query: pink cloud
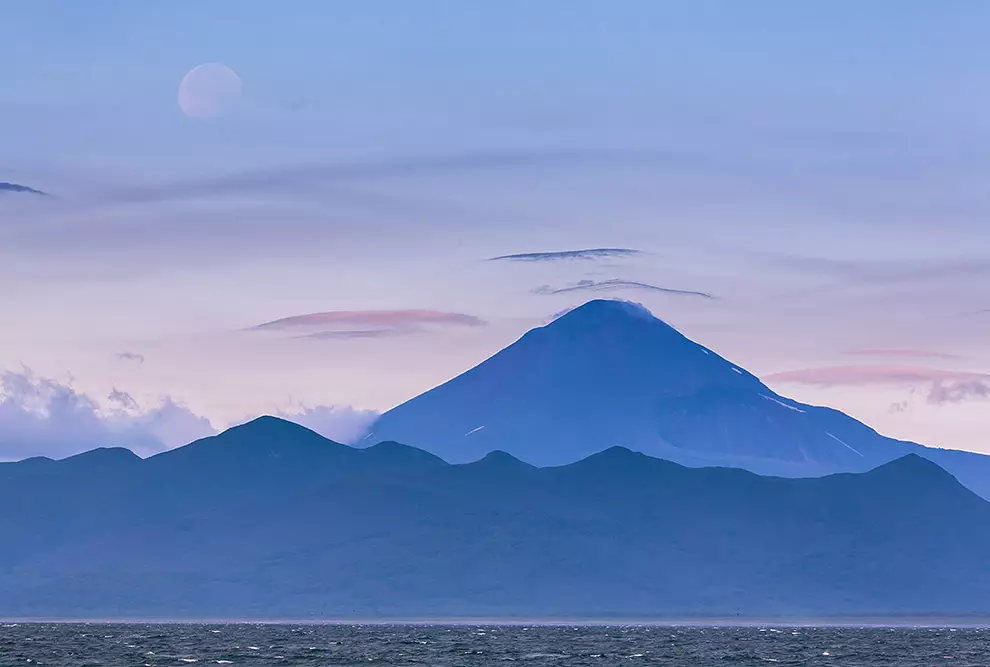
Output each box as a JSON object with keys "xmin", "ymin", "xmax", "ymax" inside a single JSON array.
[
  {"xmin": 766, "ymin": 365, "xmax": 988, "ymax": 386},
  {"xmin": 844, "ymin": 348, "xmax": 958, "ymax": 360},
  {"xmin": 765, "ymin": 365, "xmax": 990, "ymax": 406}
]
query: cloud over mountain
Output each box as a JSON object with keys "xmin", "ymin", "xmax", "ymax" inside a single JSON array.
[
  {"xmin": 275, "ymin": 404, "xmax": 379, "ymax": 444},
  {"xmin": 0, "ymin": 371, "xmax": 215, "ymax": 460},
  {"xmin": 533, "ymin": 279, "xmax": 715, "ymax": 299},
  {"xmin": 488, "ymin": 248, "xmax": 642, "ymax": 262}
]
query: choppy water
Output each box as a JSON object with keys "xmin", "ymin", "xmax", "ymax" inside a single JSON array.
[{"xmin": 1, "ymin": 623, "xmax": 987, "ymax": 666}]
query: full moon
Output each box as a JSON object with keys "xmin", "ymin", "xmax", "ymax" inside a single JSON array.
[{"xmin": 178, "ymin": 63, "xmax": 242, "ymax": 118}]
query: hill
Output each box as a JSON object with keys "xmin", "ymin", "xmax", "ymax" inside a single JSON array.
[{"xmin": 2, "ymin": 417, "xmax": 989, "ymax": 619}]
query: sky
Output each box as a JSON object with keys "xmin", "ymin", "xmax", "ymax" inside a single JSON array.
[{"xmin": 1, "ymin": 1, "xmax": 989, "ymax": 459}]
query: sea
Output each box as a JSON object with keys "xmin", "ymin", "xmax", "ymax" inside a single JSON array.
[{"xmin": 1, "ymin": 623, "xmax": 987, "ymax": 666}]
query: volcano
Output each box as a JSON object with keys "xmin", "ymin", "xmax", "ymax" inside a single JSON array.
[{"xmin": 370, "ymin": 299, "xmax": 990, "ymax": 497}]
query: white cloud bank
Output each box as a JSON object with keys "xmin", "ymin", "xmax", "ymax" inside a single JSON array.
[
  {"xmin": 276, "ymin": 403, "xmax": 379, "ymax": 444},
  {"xmin": 0, "ymin": 371, "xmax": 215, "ymax": 460},
  {"xmin": 0, "ymin": 370, "xmax": 383, "ymax": 461}
]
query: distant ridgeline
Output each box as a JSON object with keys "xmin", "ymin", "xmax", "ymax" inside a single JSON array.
[
  {"xmin": 4, "ymin": 298, "xmax": 990, "ymax": 619},
  {"xmin": 0, "ymin": 182, "xmax": 47, "ymax": 196},
  {"xmin": 2, "ymin": 416, "xmax": 990, "ymax": 619}
]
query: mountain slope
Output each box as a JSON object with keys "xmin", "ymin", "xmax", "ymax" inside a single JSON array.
[
  {"xmin": 0, "ymin": 182, "xmax": 47, "ymax": 196},
  {"xmin": 2, "ymin": 418, "xmax": 990, "ymax": 618},
  {"xmin": 370, "ymin": 299, "xmax": 990, "ymax": 498}
]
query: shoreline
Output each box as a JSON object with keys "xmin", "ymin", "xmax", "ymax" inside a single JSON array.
[{"xmin": 5, "ymin": 616, "xmax": 990, "ymax": 628}]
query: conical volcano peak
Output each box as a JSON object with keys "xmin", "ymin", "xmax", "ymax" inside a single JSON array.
[
  {"xmin": 549, "ymin": 299, "xmax": 672, "ymax": 328},
  {"xmin": 367, "ymin": 296, "xmax": 990, "ymax": 500},
  {"xmin": 562, "ymin": 298, "xmax": 655, "ymax": 318},
  {"xmin": 539, "ymin": 299, "xmax": 690, "ymax": 347},
  {"xmin": 371, "ymin": 297, "xmax": 767, "ymax": 466}
]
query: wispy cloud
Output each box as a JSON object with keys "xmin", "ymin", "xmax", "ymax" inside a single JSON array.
[
  {"xmin": 844, "ymin": 348, "xmax": 958, "ymax": 360},
  {"xmin": 303, "ymin": 330, "xmax": 402, "ymax": 340},
  {"xmin": 928, "ymin": 380, "xmax": 990, "ymax": 405},
  {"xmin": 70, "ymin": 149, "xmax": 688, "ymax": 209},
  {"xmin": 252, "ymin": 309, "xmax": 487, "ymax": 340},
  {"xmin": 764, "ymin": 253, "xmax": 990, "ymax": 289},
  {"xmin": 766, "ymin": 365, "xmax": 987, "ymax": 386},
  {"xmin": 0, "ymin": 182, "xmax": 47, "ymax": 196},
  {"xmin": 255, "ymin": 310, "xmax": 486, "ymax": 330},
  {"xmin": 488, "ymin": 248, "xmax": 642, "ymax": 262},
  {"xmin": 533, "ymin": 279, "xmax": 715, "ymax": 299},
  {"xmin": 888, "ymin": 400, "xmax": 910, "ymax": 414},
  {"xmin": 115, "ymin": 351, "xmax": 146, "ymax": 364},
  {"xmin": 107, "ymin": 388, "xmax": 140, "ymax": 410},
  {"xmin": 766, "ymin": 365, "xmax": 990, "ymax": 406}
]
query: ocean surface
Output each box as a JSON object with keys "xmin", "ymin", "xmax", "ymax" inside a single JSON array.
[{"xmin": 0, "ymin": 623, "xmax": 987, "ymax": 666}]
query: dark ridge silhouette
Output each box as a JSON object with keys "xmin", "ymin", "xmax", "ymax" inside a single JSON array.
[
  {"xmin": 61, "ymin": 446, "xmax": 142, "ymax": 464},
  {"xmin": 370, "ymin": 299, "xmax": 990, "ymax": 500},
  {"xmin": 868, "ymin": 452, "xmax": 957, "ymax": 478},
  {"xmin": 2, "ymin": 416, "xmax": 990, "ymax": 619},
  {"xmin": 0, "ymin": 181, "xmax": 48, "ymax": 196},
  {"xmin": 148, "ymin": 415, "xmax": 350, "ymax": 467},
  {"xmin": 0, "ymin": 456, "xmax": 55, "ymax": 481},
  {"xmin": 361, "ymin": 440, "xmax": 448, "ymax": 468},
  {"xmin": 466, "ymin": 449, "xmax": 537, "ymax": 471}
]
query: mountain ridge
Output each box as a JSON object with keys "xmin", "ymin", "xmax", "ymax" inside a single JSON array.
[
  {"xmin": 0, "ymin": 181, "xmax": 48, "ymax": 196},
  {"xmin": 2, "ymin": 415, "xmax": 989, "ymax": 618},
  {"xmin": 0, "ymin": 415, "xmax": 956, "ymax": 482}
]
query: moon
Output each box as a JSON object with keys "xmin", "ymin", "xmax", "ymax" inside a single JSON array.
[{"xmin": 178, "ymin": 63, "xmax": 242, "ymax": 118}]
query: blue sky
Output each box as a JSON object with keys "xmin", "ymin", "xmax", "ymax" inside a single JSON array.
[{"xmin": 1, "ymin": 1, "xmax": 989, "ymax": 457}]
